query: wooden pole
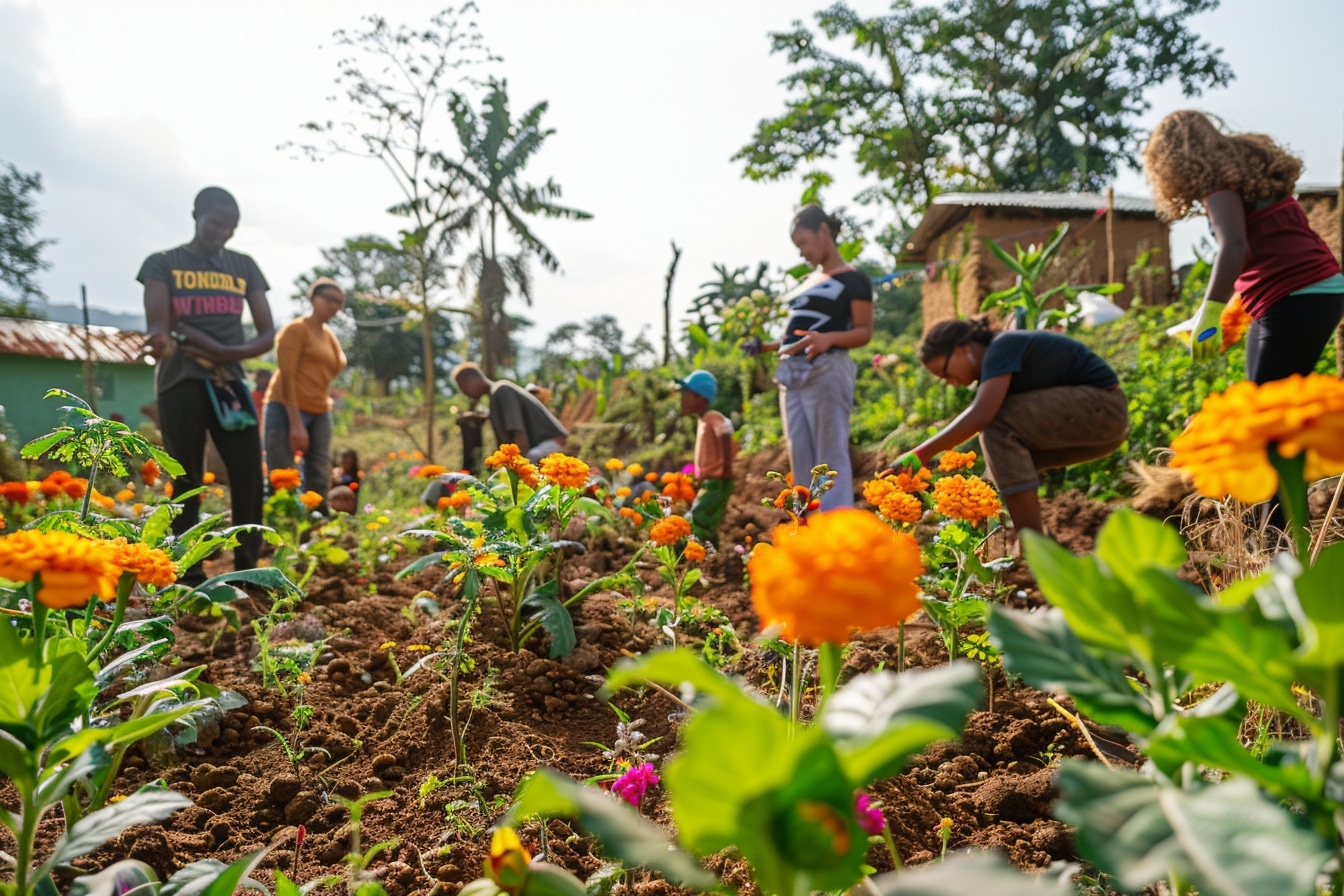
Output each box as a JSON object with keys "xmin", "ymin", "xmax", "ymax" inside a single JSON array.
[
  {"xmin": 663, "ymin": 241, "xmax": 682, "ymax": 366},
  {"xmin": 81, "ymin": 284, "xmax": 96, "ymax": 412},
  {"xmin": 1106, "ymin": 187, "xmax": 1116, "ymax": 283}
]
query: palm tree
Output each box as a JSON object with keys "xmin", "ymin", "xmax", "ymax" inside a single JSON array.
[{"xmin": 436, "ymin": 79, "xmax": 591, "ymax": 376}]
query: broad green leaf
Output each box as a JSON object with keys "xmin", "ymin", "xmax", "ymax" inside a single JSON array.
[
  {"xmin": 69, "ymin": 859, "xmax": 160, "ymax": 896},
  {"xmin": 1144, "ymin": 711, "xmax": 1317, "ymax": 801},
  {"xmin": 982, "ymin": 238, "xmax": 1031, "ymax": 279},
  {"xmin": 1288, "ymin": 538, "xmax": 1344, "ymax": 669},
  {"xmin": 989, "ymin": 606, "xmax": 1155, "ymax": 734},
  {"xmin": 681, "ymin": 568, "xmax": 702, "ymax": 590},
  {"xmin": 395, "ymin": 550, "xmax": 453, "ymax": 579},
  {"xmin": 200, "ymin": 566, "xmax": 301, "ymax": 597},
  {"xmin": 861, "ymin": 851, "xmax": 1078, "ymax": 894},
  {"xmin": 1094, "ymin": 510, "xmax": 1187, "ymax": 587},
  {"xmin": 0, "ymin": 728, "xmax": 37, "ymax": 789},
  {"xmin": 823, "ymin": 663, "xmax": 981, "ymax": 782},
  {"xmin": 272, "ymin": 870, "xmax": 302, "ymax": 896},
  {"xmin": 20, "ymin": 431, "xmax": 68, "ymax": 459},
  {"xmin": 1055, "ymin": 761, "xmax": 1333, "ymax": 896},
  {"xmin": 1020, "ymin": 532, "xmax": 1142, "ymax": 658},
  {"xmin": 523, "ymin": 581, "xmax": 575, "ymax": 658},
  {"xmin": 139, "ymin": 504, "xmax": 176, "ymax": 549},
  {"xmin": 603, "ymin": 649, "xmax": 757, "ymax": 710},
  {"xmin": 161, "ymin": 849, "xmax": 270, "ymax": 896},
  {"xmin": 44, "ymin": 788, "xmax": 192, "ymax": 869},
  {"xmin": 509, "ymin": 768, "xmax": 716, "ymax": 890},
  {"xmin": 0, "ymin": 625, "xmax": 97, "ymax": 748}
]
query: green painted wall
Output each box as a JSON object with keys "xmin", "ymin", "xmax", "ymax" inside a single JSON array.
[{"xmin": 0, "ymin": 356, "xmax": 158, "ymax": 443}]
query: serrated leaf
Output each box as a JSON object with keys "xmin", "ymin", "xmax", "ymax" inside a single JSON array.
[{"xmin": 509, "ymin": 769, "xmax": 716, "ymax": 890}]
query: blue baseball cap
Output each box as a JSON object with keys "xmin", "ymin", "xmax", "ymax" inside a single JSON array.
[{"xmin": 676, "ymin": 370, "xmax": 718, "ymax": 401}]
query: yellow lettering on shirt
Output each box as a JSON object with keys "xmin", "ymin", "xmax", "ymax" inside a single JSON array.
[
  {"xmin": 172, "ymin": 270, "xmax": 185, "ymax": 289},
  {"xmin": 167, "ymin": 270, "xmax": 247, "ymax": 295}
]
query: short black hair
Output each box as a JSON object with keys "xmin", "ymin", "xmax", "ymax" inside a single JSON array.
[{"xmin": 194, "ymin": 187, "xmax": 239, "ymax": 215}]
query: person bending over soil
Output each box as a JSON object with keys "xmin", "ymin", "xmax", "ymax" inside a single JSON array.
[
  {"xmin": 451, "ymin": 363, "xmax": 568, "ymax": 462},
  {"xmin": 1144, "ymin": 110, "xmax": 1344, "ymax": 381},
  {"xmin": 887, "ymin": 317, "xmax": 1128, "ymax": 533}
]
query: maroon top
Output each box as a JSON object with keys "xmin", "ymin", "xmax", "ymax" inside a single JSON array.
[{"xmin": 1228, "ymin": 194, "xmax": 1342, "ymax": 319}]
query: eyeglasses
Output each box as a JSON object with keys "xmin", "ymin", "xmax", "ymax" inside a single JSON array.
[{"xmin": 939, "ymin": 353, "xmax": 953, "ymax": 379}]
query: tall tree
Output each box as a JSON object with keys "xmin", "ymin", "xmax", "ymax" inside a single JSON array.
[
  {"xmin": 437, "ymin": 79, "xmax": 592, "ymax": 377},
  {"xmin": 736, "ymin": 0, "xmax": 1232, "ymax": 249},
  {"xmin": 288, "ymin": 5, "xmax": 492, "ymax": 461},
  {"xmin": 0, "ymin": 162, "xmax": 54, "ymax": 317}
]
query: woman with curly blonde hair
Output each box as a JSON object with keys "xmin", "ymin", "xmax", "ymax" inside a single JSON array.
[{"xmin": 1144, "ymin": 110, "xmax": 1343, "ymax": 383}]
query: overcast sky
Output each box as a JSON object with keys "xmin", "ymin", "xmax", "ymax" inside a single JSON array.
[{"xmin": 3, "ymin": 0, "xmax": 1343, "ymax": 350}]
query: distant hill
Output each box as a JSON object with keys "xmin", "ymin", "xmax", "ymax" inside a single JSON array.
[{"xmin": 39, "ymin": 303, "xmax": 145, "ymax": 331}]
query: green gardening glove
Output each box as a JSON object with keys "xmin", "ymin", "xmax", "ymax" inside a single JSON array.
[{"xmin": 1190, "ymin": 299, "xmax": 1225, "ymax": 364}]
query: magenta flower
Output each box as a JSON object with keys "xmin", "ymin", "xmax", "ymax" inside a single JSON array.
[
  {"xmin": 855, "ymin": 792, "xmax": 885, "ymax": 835},
  {"xmin": 872, "ymin": 354, "xmax": 884, "ymax": 369},
  {"xmin": 611, "ymin": 762, "xmax": 660, "ymax": 808}
]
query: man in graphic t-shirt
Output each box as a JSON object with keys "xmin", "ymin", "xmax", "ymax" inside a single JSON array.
[{"xmin": 139, "ymin": 187, "xmax": 276, "ymax": 579}]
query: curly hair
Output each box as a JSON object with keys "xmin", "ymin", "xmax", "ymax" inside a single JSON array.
[
  {"xmin": 1143, "ymin": 111, "xmax": 1302, "ymax": 222},
  {"xmin": 920, "ymin": 316, "xmax": 996, "ymax": 364}
]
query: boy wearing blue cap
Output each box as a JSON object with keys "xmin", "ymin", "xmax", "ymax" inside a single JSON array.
[{"xmin": 677, "ymin": 370, "xmax": 736, "ymax": 545}]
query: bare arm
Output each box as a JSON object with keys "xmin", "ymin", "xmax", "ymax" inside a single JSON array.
[
  {"xmin": 142, "ymin": 280, "xmax": 175, "ymax": 360},
  {"xmin": 901, "ymin": 373, "xmax": 1012, "ymax": 467},
  {"xmin": 178, "ymin": 286, "xmax": 277, "ymax": 364},
  {"xmin": 780, "ymin": 299, "xmax": 875, "ymax": 359},
  {"xmin": 1203, "ymin": 190, "xmax": 1249, "ymax": 307}
]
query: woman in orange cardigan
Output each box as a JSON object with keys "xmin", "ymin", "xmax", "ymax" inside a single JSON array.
[{"xmin": 263, "ymin": 277, "xmax": 347, "ymax": 494}]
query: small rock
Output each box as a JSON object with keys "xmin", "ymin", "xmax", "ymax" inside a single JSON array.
[
  {"xmin": 543, "ymin": 696, "xmax": 566, "ymax": 714},
  {"xmin": 284, "ymin": 791, "xmax": 321, "ymax": 825},
  {"xmin": 380, "ymin": 765, "xmax": 406, "ymax": 782},
  {"xmin": 525, "ymin": 659, "xmax": 549, "ymax": 677},
  {"xmin": 531, "ymin": 676, "xmax": 554, "ymax": 696},
  {"xmin": 332, "ymin": 780, "xmax": 362, "ymax": 800},
  {"xmin": 560, "ymin": 645, "xmax": 601, "ymax": 674},
  {"xmin": 270, "ymin": 775, "xmax": 303, "ymax": 807},
  {"xmin": 191, "ymin": 764, "xmax": 239, "ymax": 791},
  {"xmin": 328, "ymin": 657, "xmax": 352, "ymax": 675},
  {"xmin": 334, "ymin": 715, "xmax": 359, "ymax": 736},
  {"xmin": 197, "ymin": 788, "xmax": 233, "ymax": 813},
  {"xmin": 371, "ymin": 753, "xmax": 399, "ymax": 774}
]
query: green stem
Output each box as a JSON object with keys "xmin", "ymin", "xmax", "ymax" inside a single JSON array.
[
  {"xmin": 818, "ymin": 641, "xmax": 842, "ymax": 708},
  {"xmin": 30, "ymin": 595, "xmax": 48, "ymax": 665},
  {"xmin": 16, "ymin": 784, "xmax": 38, "ymax": 896},
  {"xmin": 78, "ymin": 457, "xmax": 99, "ymax": 522},
  {"xmin": 789, "ymin": 642, "xmax": 803, "ymax": 733},
  {"xmin": 1269, "ymin": 447, "xmax": 1312, "ymax": 561},
  {"xmin": 897, "ymin": 619, "xmax": 906, "ymax": 673},
  {"xmin": 881, "ymin": 827, "xmax": 903, "ymax": 870},
  {"xmin": 85, "ymin": 573, "xmax": 134, "ymax": 665}
]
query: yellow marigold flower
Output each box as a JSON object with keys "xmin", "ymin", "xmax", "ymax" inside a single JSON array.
[
  {"xmin": 297, "ymin": 671, "xmax": 312, "ymax": 685},
  {"xmin": 1171, "ymin": 374, "xmax": 1344, "ymax": 503},
  {"xmin": 936, "ymin": 450, "xmax": 978, "ymax": 472},
  {"xmin": 202, "ymin": 471, "xmax": 216, "ymax": 485},
  {"xmin": 1221, "ymin": 294, "xmax": 1252, "ymax": 352},
  {"xmin": 748, "ymin": 509, "xmax": 924, "ymax": 646},
  {"xmin": 418, "ymin": 464, "xmax": 449, "ymax": 479},
  {"xmin": 932, "ymin": 475, "xmax": 1002, "ymax": 527},
  {"xmin": 540, "ymin": 453, "xmax": 591, "ymax": 489},
  {"xmin": 650, "ymin": 515, "xmax": 692, "ymax": 547},
  {"xmin": 616, "ymin": 487, "xmax": 632, "ymax": 498},
  {"xmin": 115, "ymin": 488, "xmax": 136, "ymax": 503},
  {"xmin": 605, "ymin": 458, "xmax": 624, "ymax": 472},
  {"xmin": 108, "ymin": 537, "xmax": 178, "ymax": 588},
  {"xmin": 212, "ymin": 487, "xmax": 224, "ymax": 496},
  {"xmin": 300, "ymin": 491, "xmax": 324, "ymax": 510},
  {"xmin": 475, "ymin": 552, "xmax": 505, "ymax": 569},
  {"xmin": 0, "ymin": 530, "xmax": 121, "ymax": 609},
  {"xmin": 269, "ymin": 468, "xmax": 302, "ymax": 491},
  {"xmin": 684, "ymin": 541, "xmax": 706, "ymax": 564},
  {"xmin": 140, "ymin": 459, "xmax": 160, "ymax": 486},
  {"xmin": 471, "ymin": 535, "xmax": 486, "ymax": 551},
  {"xmin": 627, "ymin": 463, "xmax": 644, "ymax": 478},
  {"xmin": 485, "ymin": 444, "xmax": 541, "ymax": 488}
]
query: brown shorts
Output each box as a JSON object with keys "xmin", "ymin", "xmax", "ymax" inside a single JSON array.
[{"xmin": 980, "ymin": 385, "xmax": 1129, "ymax": 496}]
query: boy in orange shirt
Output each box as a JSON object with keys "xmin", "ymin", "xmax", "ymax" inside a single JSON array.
[{"xmin": 677, "ymin": 370, "xmax": 736, "ymax": 545}]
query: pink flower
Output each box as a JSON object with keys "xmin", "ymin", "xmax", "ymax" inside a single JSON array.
[
  {"xmin": 872, "ymin": 354, "xmax": 883, "ymax": 368},
  {"xmin": 855, "ymin": 792, "xmax": 885, "ymax": 835},
  {"xmin": 611, "ymin": 762, "xmax": 660, "ymax": 808},
  {"xmin": 408, "ymin": 465, "xmax": 422, "ymax": 478},
  {"xmin": 680, "ymin": 462, "xmax": 695, "ymax": 476}
]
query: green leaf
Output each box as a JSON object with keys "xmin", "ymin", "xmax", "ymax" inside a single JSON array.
[
  {"xmin": 139, "ymin": 504, "xmax": 177, "ymax": 549},
  {"xmin": 1094, "ymin": 510, "xmax": 1188, "ymax": 586},
  {"xmin": 982, "ymin": 238, "xmax": 1030, "ymax": 279},
  {"xmin": 1054, "ymin": 761, "xmax": 1333, "ymax": 896},
  {"xmin": 0, "ymin": 624, "xmax": 97, "ymax": 749},
  {"xmin": 989, "ymin": 606, "xmax": 1155, "ymax": 734},
  {"xmin": 1144, "ymin": 710, "xmax": 1317, "ymax": 800},
  {"xmin": 1287, "ymin": 539, "xmax": 1344, "ymax": 670},
  {"xmin": 161, "ymin": 849, "xmax": 271, "ymax": 896},
  {"xmin": 0, "ymin": 728, "xmax": 37, "ymax": 790},
  {"xmin": 523, "ymin": 581, "xmax": 575, "ymax": 658},
  {"xmin": 200, "ymin": 567, "xmax": 302, "ymax": 598},
  {"xmin": 45, "ymin": 788, "xmax": 192, "ymax": 869},
  {"xmin": 20, "ymin": 431, "xmax": 68, "ymax": 460},
  {"xmin": 69, "ymin": 860, "xmax": 160, "ymax": 896},
  {"xmin": 861, "ymin": 852, "xmax": 1078, "ymax": 894},
  {"xmin": 272, "ymin": 870, "xmax": 302, "ymax": 896},
  {"xmin": 822, "ymin": 663, "xmax": 982, "ymax": 782},
  {"xmin": 1020, "ymin": 531, "xmax": 1145, "ymax": 660},
  {"xmin": 509, "ymin": 769, "xmax": 716, "ymax": 890}
]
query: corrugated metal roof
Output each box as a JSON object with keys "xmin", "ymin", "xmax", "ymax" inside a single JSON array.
[
  {"xmin": 931, "ymin": 191, "xmax": 1156, "ymax": 213},
  {"xmin": 0, "ymin": 317, "xmax": 152, "ymax": 365},
  {"xmin": 902, "ymin": 191, "xmax": 1156, "ymax": 261},
  {"xmin": 1299, "ymin": 182, "xmax": 1339, "ymax": 197}
]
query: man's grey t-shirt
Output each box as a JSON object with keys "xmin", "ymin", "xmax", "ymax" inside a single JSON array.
[
  {"xmin": 137, "ymin": 245, "xmax": 268, "ymax": 393},
  {"xmin": 488, "ymin": 380, "xmax": 567, "ymax": 447},
  {"xmin": 979, "ymin": 330, "xmax": 1118, "ymax": 395}
]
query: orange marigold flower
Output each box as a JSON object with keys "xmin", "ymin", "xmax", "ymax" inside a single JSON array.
[
  {"xmin": 684, "ymin": 541, "xmax": 706, "ymax": 564},
  {"xmin": 863, "ymin": 478, "xmax": 925, "ymax": 525},
  {"xmin": 627, "ymin": 463, "xmax": 644, "ymax": 478},
  {"xmin": 90, "ymin": 489, "xmax": 114, "ymax": 510},
  {"xmin": 605, "ymin": 458, "xmax": 624, "ymax": 472},
  {"xmin": 1221, "ymin": 294, "xmax": 1252, "ymax": 352},
  {"xmin": 62, "ymin": 478, "xmax": 89, "ymax": 500},
  {"xmin": 0, "ymin": 530, "xmax": 121, "ymax": 608},
  {"xmin": 748, "ymin": 509, "xmax": 924, "ymax": 646},
  {"xmin": 1171, "ymin": 373, "xmax": 1344, "ymax": 503},
  {"xmin": 650, "ymin": 515, "xmax": 692, "ymax": 547},
  {"xmin": 202, "ymin": 471, "xmax": 216, "ymax": 485},
  {"xmin": 0, "ymin": 481, "xmax": 33, "ymax": 505},
  {"xmin": 661, "ymin": 473, "xmax": 697, "ymax": 504},
  {"xmin": 485, "ymin": 444, "xmax": 541, "ymax": 488},
  {"xmin": 616, "ymin": 487, "xmax": 632, "ymax": 498},
  {"xmin": 163, "ymin": 482, "xmax": 174, "ymax": 498},
  {"xmin": 644, "ymin": 472, "xmax": 658, "ymax": 482},
  {"xmin": 438, "ymin": 491, "xmax": 471, "ymax": 511},
  {"xmin": 418, "ymin": 464, "xmax": 449, "ymax": 479},
  {"xmin": 115, "ymin": 488, "xmax": 135, "ymax": 503},
  {"xmin": 932, "ymin": 475, "xmax": 1002, "ymax": 527},
  {"xmin": 301, "ymin": 491, "xmax": 324, "ymax": 510},
  {"xmin": 888, "ymin": 466, "xmax": 932, "ymax": 494},
  {"xmin": 108, "ymin": 537, "xmax": 178, "ymax": 588},
  {"xmin": 540, "ymin": 453, "xmax": 591, "ymax": 489},
  {"xmin": 269, "ymin": 468, "xmax": 302, "ymax": 491},
  {"xmin": 936, "ymin": 450, "xmax": 978, "ymax": 472},
  {"xmin": 140, "ymin": 459, "xmax": 160, "ymax": 486},
  {"xmin": 132, "ymin": 503, "xmax": 145, "ymax": 515}
]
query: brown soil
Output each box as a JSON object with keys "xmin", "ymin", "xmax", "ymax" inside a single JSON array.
[{"xmin": 22, "ymin": 454, "xmax": 1133, "ymax": 894}]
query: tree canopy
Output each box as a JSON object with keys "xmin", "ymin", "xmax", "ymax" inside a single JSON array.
[
  {"xmin": 736, "ymin": 0, "xmax": 1232, "ymax": 250},
  {"xmin": 0, "ymin": 162, "xmax": 54, "ymax": 316}
]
